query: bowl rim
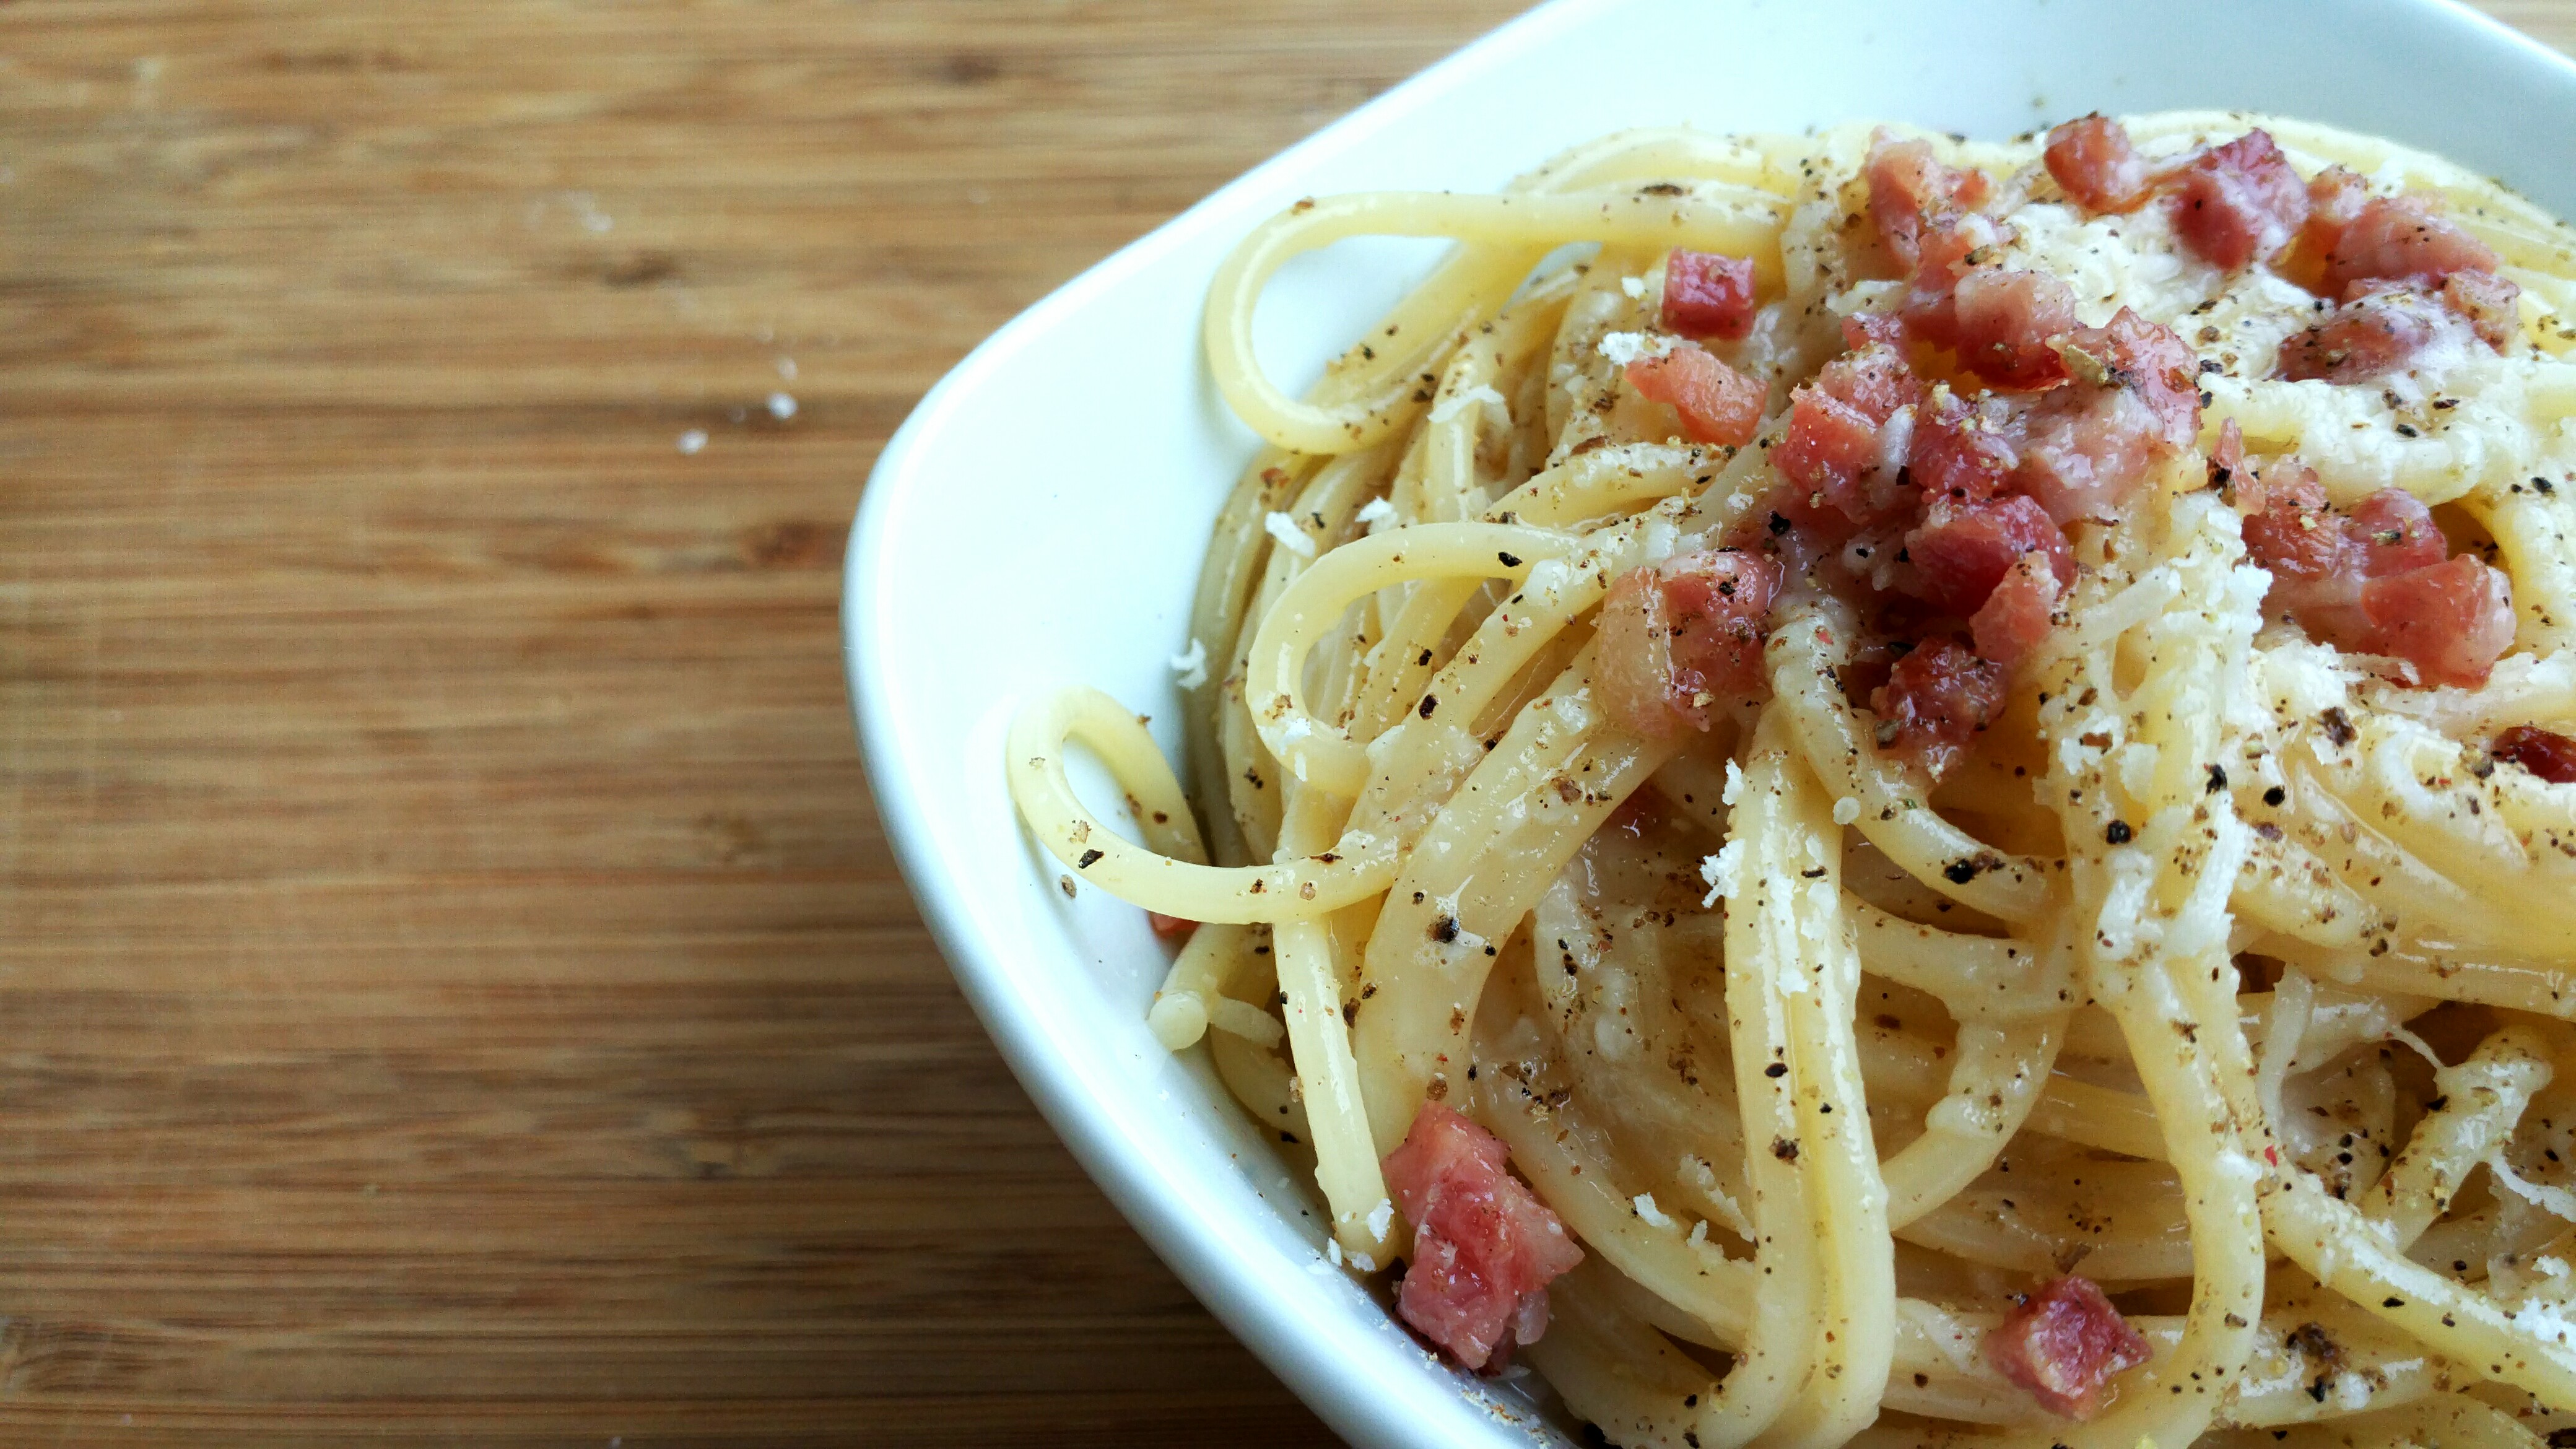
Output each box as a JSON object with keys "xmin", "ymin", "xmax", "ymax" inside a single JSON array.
[{"xmin": 843, "ymin": 0, "xmax": 2576, "ymax": 1442}]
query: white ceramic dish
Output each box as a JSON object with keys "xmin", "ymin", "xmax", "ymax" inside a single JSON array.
[{"xmin": 845, "ymin": 2, "xmax": 2576, "ymax": 1443}]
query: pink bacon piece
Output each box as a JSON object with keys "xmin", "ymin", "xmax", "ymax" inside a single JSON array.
[
  {"xmin": 1904, "ymin": 494, "xmax": 2074, "ymax": 619},
  {"xmin": 2364, "ymin": 555, "xmax": 2517, "ymax": 689},
  {"xmin": 1865, "ymin": 135, "xmax": 1993, "ymax": 272},
  {"xmin": 1908, "ymin": 386, "xmax": 2019, "ymax": 504},
  {"xmin": 2243, "ymin": 471, "xmax": 2517, "ymax": 688},
  {"xmin": 2276, "ymin": 285, "xmax": 2481, "ymax": 384},
  {"xmin": 1596, "ymin": 549, "xmax": 1783, "ymax": 738},
  {"xmin": 2494, "ymin": 726, "xmax": 2576, "ymax": 784},
  {"xmin": 2167, "ymin": 129, "xmax": 2310, "ymax": 271},
  {"xmin": 1971, "ymin": 552, "xmax": 2065, "ymax": 671},
  {"xmin": 1870, "ymin": 638, "xmax": 2008, "ymax": 781},
  {"xmin": 1987, "ymin": 1276, "xmax": 2152, "ymax": 1420},
  {"xmin": 1770, "ymin": 345, "xmax": 1924, "ymax": 541},
  {"xmin": 1382, "ymin": 1103, "xmax": 1583, "ymax": 1372},
  {"xmin": 2325, "ymin": 193, "xmax": 2504, "ymax": 294},
  {"xmin": 1625, "ymin": 343, "xmax": 1766, "ymax": 448},
  {"xmin": 2014, "ymin": 308, "xmax": 2201, "ymax": 526},
  {"xmin": 1660, "ymin": 248, "xmax": 1759, "ymax": 341},
  {"xmin": 2300, "ymin": 165, "xmax": 2373, "ymax": 262},
  {"xmin": 2044, "ymin": 114, "xmax": 2152, "ymax": 214},
  {"xmin": 1934, "ymin": 266, "xmax": 2080, "ymax": 389}
]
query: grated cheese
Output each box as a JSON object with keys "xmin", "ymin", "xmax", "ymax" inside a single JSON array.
[
  {"xmin": 1700, "ymin": 842, "xmax": 1743, "ymax": 907},
  {"xmin": 1263, "ymin": 511, "xmax": 1316, "ymax": 558},
  {"xmin": 1596, "ymin": 330, "xmax": 1675, "ymax": 367},
  {"xmin": 1169, "ymin": 637, "xmax": 1208, "ymax": 690}
]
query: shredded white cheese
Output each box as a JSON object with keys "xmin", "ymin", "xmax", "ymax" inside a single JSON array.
[
  {"xmin": 2512, "ymin": 1299, "xmax": 2576, "ymax": 1347},
  {"xmin": 765, "ymin": 391, "xmax": 798, "ymax": 420},
  {"xmin": 1700, "ymin": 842, "xmax": 1743, "ymax": 907},
  {"xmin": 1263, "ymin": 510, "xmax": 1316, "ymax": 558},
  {"xmin": 1168, "ymin": 637, "xmax": 1208, "ymax": 690},
  {"xmin": 1596, "ymin": 330, "xmax": 1675, "ymax": 367},
  {"xmin": 1832, "ymin": 796, "xmax": 1860, "ymax": 826},
  {"xmin": 1721, "ymin": 759, "xmax": 1746, "ymax": 807},
  {"xmin": 1620, "ymin": 274, "xmax": 1647, "ymax": 299},
  {"xmin": 1632, "ymin": 1193, "xmax": 1673, "ymax": 1229},
  {"xmin": 1354, "ymin": 497, "xmax": 1396, "ymax": 532},
  {"xmin": 1366, "ymin": 1198, "xmax": 1394, "ymax": 1242},
  {"xmin": 676, "ymin": 429, "xmax": 707, "ymax": 455}
]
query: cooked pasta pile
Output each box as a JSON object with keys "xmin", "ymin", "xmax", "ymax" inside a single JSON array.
[{"xmin": 1007, "ymin": 113, "xmax": 2576, "ymax": 1447}]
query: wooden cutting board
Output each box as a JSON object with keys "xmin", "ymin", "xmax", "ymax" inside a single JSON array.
[{"xmin": 0, "ymin": 3, "xmax": 2566, "ymax": 1445}]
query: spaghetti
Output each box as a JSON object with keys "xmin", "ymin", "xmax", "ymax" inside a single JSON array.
[{"xmin": 1007, "ymin": 113, "xmax": 2576, "ymax": 1447}]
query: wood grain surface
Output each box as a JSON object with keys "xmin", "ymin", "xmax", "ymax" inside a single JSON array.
[{"xmin": 0, "ymin": 4, "xmax": 2567, "ymax": 1446}]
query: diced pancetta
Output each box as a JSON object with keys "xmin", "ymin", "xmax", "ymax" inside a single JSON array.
[
  {"xmin": 2065, "ymin": 308, "xmax": 2203, "ymax": 444},
  {"xmin": 1596, "ymin": 549, "xmax": 1783, "ymax": 738},
  {"xmin": 2344, "ymin": 487, "xmax": 2448, "ymax": 578},
  {"xmin": 1866, "ymin": 136, "xmax": 1993, "ymax": 272},
  {"xmin": 1818, "ymin": 342, "xmax": 1925, "ymax": 424},
  {"xmin": 1773, "ymin": 388, "xmax": 1904, "ymax": 539},
  {"xmin": 1625, "ymin": 344, "xmax": 1766, "ymax": 446},
  {"xmin": 1933, "ymin": 267, "xmax": 2079, "ymax": 388},
  {"xmin": 2246, "ymin": 478, "xmax": 2518, "ymax": 687},
  {"xmin": 2442, "ymin": 269, "xmax": 2523, "ymax": 349},
  {"xmin": 1986, "ymin": 1276, "xmax": 2152, "ymax": 1420},
  {"xmin": 2323, "ymin": 194, "xmax": 2503, "ymax": 294},
  {"xmin": 1762, "ymin": 344, "xmax": 1927, "ymax": 555},
  {"xmin": 1661, "ymin": 249, "xmax": 1759, "ymax": 341},
  {"xmin": 2165, "ymin": 129, "xmax": 2309, "ymax": 271},
  {"xmin": 2044, "ymin": 115, "xmax": 2151, "ymax": 214},
  {"xmin": 1382, "ymin": 1102, "xmax": 1583, "ymax": 1372},
  {"xmin": 2362, "ymin": 554, "xmax": 2517, "ymax": 689},
  {"xmin": 1908, "ymin": 387, "xmax": 2019, "ymax": 503},
  {"xmin": 1905, "ymin": 495, "xmax": 2074, "ymax": 617},
  {"xmin": 2494, "ymin": 725, "xmax": 2576, "ymax": 784},
  {"xmin": 1870, "ymin": 639, "xmax": 2008, "ymax": 780},
  {"xmin": 2303, "ymin": 192, "xmax": 2522, "ymax": 353},
  {"xmin": 2274, "ymin": 285, "xmax": 2479, "ymax": 383},
  {"xmin": 1841, "ymin": 310, "xmax": 1910, "ymax": 354},
  {"xmin": 2015, "ymin": 310, "xmax": 2200, "ymax": 524},
  {"xmin": 1970, "ymin": 552, "xmax": 2065, "ymax": 670},
  {"xmin": 2300, "ymin": 165, "xmax": 2372, "ymax": 263},
  {"xmin": 2239, "ymin": 456, "xmax": 2346, "ymax": 581}
]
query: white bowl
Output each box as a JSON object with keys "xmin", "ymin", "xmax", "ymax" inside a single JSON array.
[{"xmin": 845, "ymin": 2, "xmax": 2576, "ymax": 1443}]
